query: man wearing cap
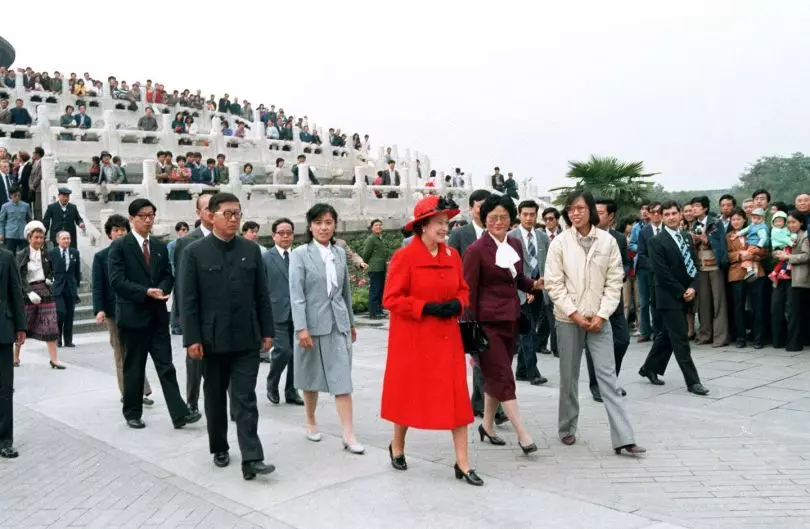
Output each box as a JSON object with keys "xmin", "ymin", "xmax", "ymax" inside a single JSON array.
[{"xmin": 43, "ymin": 188, "xmax": 85, "ymax": 249}]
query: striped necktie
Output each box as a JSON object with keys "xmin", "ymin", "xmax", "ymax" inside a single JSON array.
[
  {"xmin": 527, "ymin": 231, "xmax": 539, "ymax": 278},
  {"xmin": 675, "ymin": 232, "xmax": 697, "ymax": 278}
]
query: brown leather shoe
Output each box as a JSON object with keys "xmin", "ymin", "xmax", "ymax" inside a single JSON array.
[
  {"xmin": 636, "ymin": 336, "xmax": 650, "ymax": 343},
  {"xmin": 561, "ymin": 435, "xmax": 576, "ymax": 446}
]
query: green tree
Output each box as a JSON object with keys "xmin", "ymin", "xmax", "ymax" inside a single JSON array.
[
  {"xmin": 550, "ymin": 155, "xmax": 658, "ymax": 219},
  {"xmin": 733, "ymin": 152, "xmax": 810, "ymax": 203}
]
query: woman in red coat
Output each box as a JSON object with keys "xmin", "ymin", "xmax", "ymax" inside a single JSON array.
[{"xmin": 382, "ymin": 195, "xmax": 483, "ymax": 487}]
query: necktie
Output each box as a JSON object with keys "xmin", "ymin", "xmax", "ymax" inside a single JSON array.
[
  {"xmin": 527, "ymin": 232, "xmax": 539, "ymax": 278},
  {"xmin": 142, "ymin": 239, "xmax": 151, "ymax": 266},
  {"xmin": 654, "ymin": 226, "xmax": 659, "ymax": 236},
  {"xmin": 549, "ymin": 231, "xmax": 555, "ymax": 241},
  {"xmin": 283, "ymin": 250, "xmax": 289, "ymax": 270},
  {"xmin": 63, "ymin": 249, "xmax": 68, "ymax": 271},
  {"xmin": 676, "ymin": 232, "xmax": 697, "ymax": 278}
]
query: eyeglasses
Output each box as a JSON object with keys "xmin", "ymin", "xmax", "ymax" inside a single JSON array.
[
  {"xmin": 487, "ymin": 214, "xmax": 511, "ymax": 223},
  {"xmin": 566, "ymin": 206, "xmax": 588, "ymax": 214},
  {"xmin": 136, "ymin": 213, "xmax": 155, "ymax": 220},
  {"xmin": 275, "ymin": 230, "xmax": 293, "ymax": 236},
  {"xmin": 543, "ymin": 216, "xmax": 556, "ymax": 222},
  {"xmin": 215, "ymin": 210, "xmax": 242, "ymax": 220}
]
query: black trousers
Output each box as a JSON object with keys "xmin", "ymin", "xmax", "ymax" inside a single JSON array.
[
  {"xmin": 586, "ymin": 300, "xmax": 630, "ymax": 391},
  {"xmin": 787, "ymin": 287, "xmax": 810, "ymax": 351},
  {"xmin": 0, "ymin": 344, "xmax": 12, "ymax": 445},
  {"xmin": 267, "ymin": 321, "xmax": 296, "ymax": 399},
  {"xmin": 640, "ymin": 307, "xmax": 701, "ymax": 387},
  {"xmin": 771, "ymin": 281, "xmax": 790, "ymax": 348},
  {"xmin": 536, "ymin": 296, "xmax": 557, "ymax": 353},
  {"xmin": 186, "ymin": 356, "xmax": 204, "ymax": 409},
  {"xmin": 730, "ymin": 278, "xmax": 765, "ymax": 346},
  {"xmin": 515, "ymin": 300, "xmax": 541, "ymax": 379},
  {"xmin": 4, "ymin": 239, "xmax": 26, "ymax": 254},
  {"xmin": 204, "ymin": 349, "xmax": 264, "ymax": 462},
  {"xmin": 120, "ymin": 323, "xmax": 188, "ymax": 422},
  {"xmin": 368, "ymin": 270, "xmax": 386, "ymax": 317},
  {"xmin": 55, "ymin": 292, "xmax": 76, "ymax": 346}
]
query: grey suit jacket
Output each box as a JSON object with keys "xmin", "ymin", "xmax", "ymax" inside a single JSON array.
[
  {"xmin": 289, "ymin": 242, "xmax": 354, "ymax": 336},
  {"xmin": 173, "ymin": 226, "xmax": 206, "ymax": 312},
  {"xmin": 508, "ymin": 226, "xmax": 549, "ymax": 304},
  {"xmin": 262, "ymin": 247, "xmax": 292, "ymax": 323},
  {"xmin": 447, "ymin": 223, "xmax": 479, "ymax": 258}
]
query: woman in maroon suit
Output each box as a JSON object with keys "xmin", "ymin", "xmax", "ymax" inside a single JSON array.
[{"xmin": 463, "ymin": 195, "xmax": 542, "ymax": 454}]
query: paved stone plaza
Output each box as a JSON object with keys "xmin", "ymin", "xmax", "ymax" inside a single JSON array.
[{"xmin": 2, "ymin": 320, "xmax": 810, "ymax": 529}]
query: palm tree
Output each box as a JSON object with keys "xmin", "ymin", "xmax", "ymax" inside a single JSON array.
[{"xmin": 550, "ymin": 155, "xmax": 658, "ymax": 218}]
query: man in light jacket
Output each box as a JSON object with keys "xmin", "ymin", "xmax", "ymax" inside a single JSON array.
[{"xmin": 544, "ymin": 190, "xmax": 645, "ymax": 456}]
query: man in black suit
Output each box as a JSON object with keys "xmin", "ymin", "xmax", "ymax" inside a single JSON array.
[
  {"xmin": 635, "ymin": 201, "xmax": 663, "ymax": 343},
  {"xmin": 263, "ymin": 218, "xmax": 304, "ymax": 406},
  {"xmin": 382, "ymin": 159, "xmax": 400, "ymax": 198},
  {"xmin": 0, "ymin": 246, "xmax": 27, "ymax": 459},
  {"xmin": 638, "ymin": 200, "xmax": 709, "ymax": 396},
  {"xmin": 448, "ymin": 189, "xmax": 508, "ymax": 424},
  {"xmin": 291, "ymin": 154, "xmax": 320, "ymax": 185},
  {"xmin": 182, "ymin": 193, "xmax": 276, "ymax": 480},
  {"xmin": 50, "ymin": 231, "xmax": 81, "ymax": 348},
  {"xmin": 173, "ymin": 194, "xmax": 212, "ymax": 415},
  {"xmin": 536, "ymin": 207, "xmax": 562, "ymax": 356},
  {"xmin": 93, "ymin": 215, "xmax": 153, "ymax": 405},
  {"xmin": 43, "ymin": 187, "xmax": 85, "ymax": 249},
  {"xmin": 109, "ymin": 198, "xmax": 201, "ymax": 429},
  {"xmin": 584, "ymin": 198, "xmax": 632, "ymax": 402}
]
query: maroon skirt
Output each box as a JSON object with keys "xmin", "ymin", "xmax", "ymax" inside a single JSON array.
[
  {"xmin": 478, "ymin": 320, "xmax": 518, "ymax": 402},
  {"xmin": 24, "ymin": 281, "xmax": 59, "ymax": 342}
]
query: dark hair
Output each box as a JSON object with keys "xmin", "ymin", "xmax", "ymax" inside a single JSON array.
[
  {"xmin": 719, "ymin": 194, "xmax": 737, "ymax": 207},
  {"xmin": 194, "ymin": 219, "xmax": 201, "ymax": 228},
  {"xmin": 34, "ymin": 147, "xmax": 44, "ymax": 157},
  {"xmin": 275, "ymin": 157, "xmax": 284, "ymax": 165},
  {"xmin": 771, "ymin": 201, "xmax": 790, "ymax": 214},
  {"xmin": 208, "ymin": 192, "xmax": 240, "ymax": 213},
  {"xmin": 241, "ymin": 221, "xmax": 260, "ymax": 233},
  {"xmin": 128, "ymin": 198, "xmax": 156, "ymax": 217},
  {"xmin": 272, "ymin": 217, "xmax": 294, "ymax": 233},
  {"xmin": 595, "ymin": 197, "xmax": 618, "ymax": 216},
  {"xmin": 691, "ymin": 195, "xmax": 710, "ymax": 211},
  {"xmin": 479, "ymin": 194, "xmax": 518, "ymax": 226},
  {"xmin": 297, "ymin": 154, "xmax": 306, "ymax": 161},
  {"xmin": 206, "ymin": 158, "xmax": 215, "ymax": 165},
  {"xmin": 648, "ymin": 200, "xmax": 662, "ymax": 211},
  {"xmin": 729, "ymin": 207, "xmax": 748, "ymax": 228},
  {"xmin": 104, "ymin": 214, "xmax": 130, "ymax": 237},
  {"xmin": 243, "ymin": 163, "xmax": 253, "ymax": 171},
  {"xmin": 561, "ymin": 190, "xmax": 600, "ymax": 227},
  {"xmin": 174, "ymin": 221, "xmax": 189, "ymax": 232},
  {"xmin": 369, "ymin": 218, "xmax": 382, "ymax": 229},
  {"xmin": 542, "ymin": 207, "xmax": 560, "ymax": 220},
  {"xmin": 752, "ymin": 188, "xmax": 771, "ymax": 202},
  {"xmin": 660, "ymin": 200, "xmax": 682, "ymax": 212},
  {"xmin": 112, "ymin": 156, "xmax": 121, "ymax": 164},
  {"xmin": 468, "ymin": 189, "xmax": 492, "ymax": 208},
  {"xmin": 639, "ymin": 201, "xmax": 650, "ymax": 208},
  {"xmin": 788, "ymin": 209, "xmax": 807, "ymax": 226},
  {"xmin": 156, "ymin": 150, "xmax": 165, "ymax": 157},
  {"xmin": 8, "ymin": 185, "xmax": 20, "ymax": 196},
  {"xmin": 305, "ymin": 204, "xmax": 338, "ymax": 243},
  {"xmin": 517, "ymin": 200, "xmax": 540, "ymax": 214}
]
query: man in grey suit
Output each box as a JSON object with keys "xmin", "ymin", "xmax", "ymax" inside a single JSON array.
[
  {"xmin": 174, "ymin": 194, "xmax": 212, "ymax": 415},
  {"xmin": 508, "ymin": 200, "xmax": 548, "ymax": 386},
  {"xmin": 182, "ymin": 192, "xmax": 276, "ymax": 480},
  {"xmin": 262, "ymin": 218, "xmax": 304, "ymax": 406},
  {"xmin": 448, "ymin": 189, "xmax": 508, "ymax": 423}
]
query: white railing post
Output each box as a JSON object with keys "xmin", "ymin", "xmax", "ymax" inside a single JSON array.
[
  {"xmin": 437, "ymin": 170, "xmax": 446, "ymax": 191},
  {"xmin": 103, "ymin": 109, "xmax": 117, "ymax": 154},
  {"xmin": 141, "ymin": 159, "xmax": 159, "ymax": 202},
  {"xmin": 36, "ymin": 105, "xmax": 53, "ymax": 156},
  {"xmin": 353, "ymin": 166, "xmax": 369, "ymax": 215},
  {"xmin": 14, "ymin": 70, "xmax": 24, "ymax": 101},
  {"xmin": 160, "ymin": 112, "xmax": 172, "ymax": 148},
  {"xmin": 40, "ymin": 155, "xmax": 58, "ymax": 219},
  {"xmin": 227, "ymin": 161, "xmax": 243, "ymax": 199}
]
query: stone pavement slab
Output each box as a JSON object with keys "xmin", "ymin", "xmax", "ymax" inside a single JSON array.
[{"xmin": 5, "ymin": 325, "xmax": 810, "ymax": 528}]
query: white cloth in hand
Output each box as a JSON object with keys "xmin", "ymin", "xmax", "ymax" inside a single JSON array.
[
  {"xmin": 27, "ymin": 291, "xmax": 41, "ymax": 305},
  {"xmin": 45, "ymin": 278, "xmax": 53, "ymax": 287}
]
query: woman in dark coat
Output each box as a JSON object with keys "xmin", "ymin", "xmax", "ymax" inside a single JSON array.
[
  {"xmin": 382, "ymin": 195, "xmax": 482, "ymax": 486},
  {"xmin": 463, "ymin": 195, "xmax": 541, "ymax": 454}
]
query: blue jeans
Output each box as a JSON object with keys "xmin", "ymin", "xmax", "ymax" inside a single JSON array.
[{"xmin": 636, "ymin": 268, "xmax": 653, "ymax": 338}]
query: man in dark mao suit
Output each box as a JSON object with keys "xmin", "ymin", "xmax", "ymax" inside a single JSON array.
[
  {"xmin": 0, "ymin": 246, "xmax": 26, "ymax": 459},
  {"xmin": 43, "ymin": 187, "xmax": 85, "ymax": 248}
]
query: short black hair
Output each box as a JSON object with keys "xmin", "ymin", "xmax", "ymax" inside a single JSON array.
[
  {"xmin": 542, "ymin": 207, "xmax": 560, "ymax": 220},
  {"xmin": 719, "ymin": 194, "xmax": 737, "ymax": 207},
  {"xmin": 8, "ymin": 185, "xmax": 20, "ymax": 196},
  {"xmin": 369, "ymin": 218, "xmax": 382, "ymax": 229},
  {"xmin": 128, "ymin": 198, "xmax": 156, "ymax": 217},
  {"xmin": 305, "ymin": 203, "xmax": 338, "ymax": 243},
  {"xmin": 297, "ymin": 154, "xmax": 306, "ymax": 161},
  {"xmin": 660, "ymin": 200, "xmax": 682, "ymax": 212},
  {"xmin": 595, "ymin": 197, "xmax": 618, "ymax": 216},
  {"xmin": 243, "ymin": 163, "xmax": 253, "ymax": 171},
  {"xmin": 241, "ymin": 221, "xmax": 260, "ymax": 233},
  {"xmin": 479, "ymin": 194, "xmax": 518, "ymax": 226},
  {"xmin": 206, "ymin": 158, "xmax": 215, "ymax": 165},
  {"xmin": 517, "ymin": 200, "xmax": 539, "ymax": 214},
  {"xmin": 34, "ymin": 147, "xmax": 44, "ymax": 157},
  {"xmin": 648, "ymin": 200, "xmax": 662, "ymax": 211},
  {"xmin": 690, "ymin": 195, "xmax": 710, "ymax": 211},
  {"xmin": 208, "ymin": 192, "xmax": 240, "ymax": 213},
  {"xmin": 788, "ymin": 209, "xmax": 807, "ymax": 226},
  {"xmin": 272, "ymin": 217, "xmax": 294, "ymax": 233},
  {"xmin": 771, "ymin": 201, "xmax": 790, "ymax": 214},
  {"xmin": 752, "ymin": 188, "xmax": 771, "ymax": 202},
  {"xmin": 174, "ymin": 221, "xmax": 189, "ymax": 232},
  {"xmin": 105, "ymin": 214, "xmax": 130, "ymax": 237},
  {"xmin": 468, "ymin": 189, "xmax": 492, "ymax": 208},
  {"xmin": 561, "ymin": 190, "xmax": 600, "ymax": 227}
]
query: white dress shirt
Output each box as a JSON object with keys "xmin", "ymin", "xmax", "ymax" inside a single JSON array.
[
  {"xmin": 473, "ymin": 222, "xmax": 484, "ymax": 240},
  {"xmin": 26, "ymin": 248, "xmax": 46, "ymax": 283}
]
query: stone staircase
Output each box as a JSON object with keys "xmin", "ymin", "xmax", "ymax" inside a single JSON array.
[{"xmin": 73, "ymin": 263, "xmax": 98, "ymax": 335}]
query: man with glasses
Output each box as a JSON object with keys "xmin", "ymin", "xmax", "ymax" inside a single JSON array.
[
  {"xmin": 537, "ymin": 207, "xmax": 562, "ymax": 356},
  {"xmin": 109, "ymin": 199, "xmax": 201, "ymax": 430},
  {"xmin": 173, "ymin": 194, "xmax": 213, "ymax": 416},
  {"xmin": 182, "ymin": 193, "xmax": 276, "ymax": 480}
]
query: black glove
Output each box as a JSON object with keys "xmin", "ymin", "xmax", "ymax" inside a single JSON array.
[
  {"xmin": 422, "ymin": 299, "xmax": 462, "ymax": 318},
  {"xmin": 422, "ymin": 302, "xmax": 446, "ymax": 317},
  {"xmin": 439, "ymin": 299, "xmax": 462, "ymax": 317}
]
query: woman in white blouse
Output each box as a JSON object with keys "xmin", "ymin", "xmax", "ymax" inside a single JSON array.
[
  {"xmin": 288, "ymin": 204, "xmax": 362, "ymax": 454},
  {"xmin": 13, "ymin": 221, "xmax": 64, "ymax": 369}
]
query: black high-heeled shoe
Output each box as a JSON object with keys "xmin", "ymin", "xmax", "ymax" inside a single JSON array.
[
  {"xmin": 50, "ymin": 361, "xmax": 66, "ymax": 370},
  {"xmin": 454, "ymin": 464, "xmax": 484, "ymax": 486},
  {"xmin": 615, "ymin": 444, "xmax": 647, "ymax": 456},
  {"xmin": 478, "ymin": 424, "xmax": 506, "ymax": 446},
  {"xmin": 519, "ymin": 441, "xmax": 538, "ymax": 455},
  {"xmin": 388, "ymin": 443, "xmax": 407, "ymax": 471}
]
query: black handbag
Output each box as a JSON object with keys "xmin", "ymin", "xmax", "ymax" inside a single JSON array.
[
  {"xmin": 459, "ymin": 309, "xmax": 489, "ymax": 355},
  {"xmin": 517, "ymin": 312, "xmax": 531, "ymax": 334}
]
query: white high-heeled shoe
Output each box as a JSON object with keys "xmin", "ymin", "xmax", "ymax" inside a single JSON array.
[
  {"xmin": 343, "ymin": 441, "xmax": 365, "ymax": 454},
  {"xmin": 306, "ymin": 431, "xmax": 322, "ymax": 442}
]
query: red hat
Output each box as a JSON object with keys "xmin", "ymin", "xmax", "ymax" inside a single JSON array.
[{"xmin": 404, "ymin": 195, "xmax": 460, "ymax": 231}]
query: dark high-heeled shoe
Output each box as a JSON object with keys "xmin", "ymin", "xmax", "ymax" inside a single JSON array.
[
  {"xmin": 454, "ymin": 464, "xmax": 484, "ymax": 486},
  {"xmin": 519, "ymin": 441, "xmax": 538, "ymax": 455},
  {"xmin": 477, "ymin": 424, "xmax": 506, "ymax": 446},
  {"xmin": 388, "ymin": 443, "xmax": 407, "ymax": 471},
  {"xmin": 50, "ymin": 361, "xmax": 66, "ymax": 370},
  {"xmin": 615, "ymin": 444, "xmax": 647, "ymax": 456}
]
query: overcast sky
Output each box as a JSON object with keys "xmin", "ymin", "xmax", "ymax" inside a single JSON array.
[{"xmin": 6, "ymin": 1, "xmax": 810, "ymax": 192}]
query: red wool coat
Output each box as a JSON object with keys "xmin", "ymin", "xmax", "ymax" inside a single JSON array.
[{"xmin": 381, "ymin": 236, "xmax": 474, "ymax": 429}]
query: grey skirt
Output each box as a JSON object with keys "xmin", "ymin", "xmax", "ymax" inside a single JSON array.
[{"xmin": 294, "ymin": 325, "xmax": 353, "ymax": 395}]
